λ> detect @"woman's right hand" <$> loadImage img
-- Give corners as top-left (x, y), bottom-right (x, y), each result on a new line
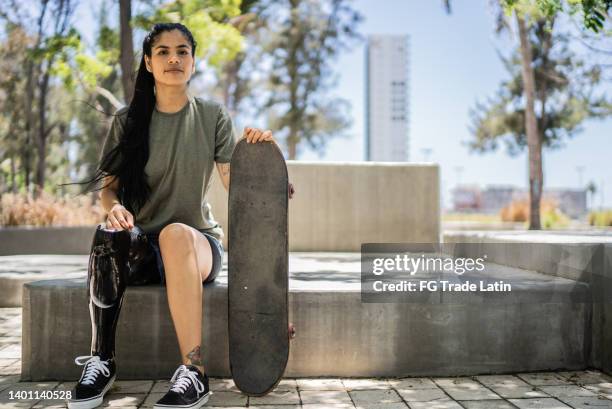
top-left (106, 203), bottom-right (134, 231)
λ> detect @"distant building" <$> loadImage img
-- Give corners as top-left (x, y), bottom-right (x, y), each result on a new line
top-left (365, 34), bottom-right (410, 162)
top-left (451, 185), bottom-right (481, 211)
top-left (452, 185), bottom-right (587, 218)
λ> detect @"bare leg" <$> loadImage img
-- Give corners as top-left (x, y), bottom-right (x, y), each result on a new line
top-left (158, 223), bottom-right (213, 374)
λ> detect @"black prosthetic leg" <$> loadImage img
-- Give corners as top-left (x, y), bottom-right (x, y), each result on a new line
top-left (87, 225), bottom-right (153, 359)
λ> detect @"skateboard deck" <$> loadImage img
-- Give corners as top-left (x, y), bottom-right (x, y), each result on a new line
top-left (228, 139), bottom-right (289, 396)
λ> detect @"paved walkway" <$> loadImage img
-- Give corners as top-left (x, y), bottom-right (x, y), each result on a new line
top-left (2, 308), bottom-right (612, 409)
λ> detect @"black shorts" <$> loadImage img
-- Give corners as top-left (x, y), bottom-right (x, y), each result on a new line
top-left (143, 229), bottom-right (224, 285)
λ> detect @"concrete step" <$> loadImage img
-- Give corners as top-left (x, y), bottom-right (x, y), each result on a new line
top-left (20, 253), bottom-right (591, 380)
top-left (443, 232), bottom-right (612, 375)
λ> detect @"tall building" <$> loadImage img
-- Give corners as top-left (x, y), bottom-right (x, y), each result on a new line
top-left (365, 35), bottom-right (410, 161)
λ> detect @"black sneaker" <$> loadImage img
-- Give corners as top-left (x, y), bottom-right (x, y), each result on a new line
top-left (154, 365), bottom-right (211, 409)
top-left (67, 355), bottom-right (116, 409)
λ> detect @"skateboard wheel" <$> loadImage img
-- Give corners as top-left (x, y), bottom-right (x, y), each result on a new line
top-left (288, 323), bottom-right (296, 340)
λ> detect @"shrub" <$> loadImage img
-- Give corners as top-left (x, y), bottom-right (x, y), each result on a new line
top-left (0, 191), bottom-right (105, 227)
top-left (500, 198), bottom-right (569, 228)
top-left (588, 210), bottom-right (612, 227)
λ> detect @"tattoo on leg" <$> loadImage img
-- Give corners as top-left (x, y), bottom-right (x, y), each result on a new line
top-left (186, 346), bottom-right (203, 366)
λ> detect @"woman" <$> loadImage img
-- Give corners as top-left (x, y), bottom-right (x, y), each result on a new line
top-left (68, 23), bottom-right (294, 409)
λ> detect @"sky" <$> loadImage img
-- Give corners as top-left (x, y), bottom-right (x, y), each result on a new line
top-left (296, 0), bottom-right (612, 210)
top-left (75, 0), bottom-right (612, 210)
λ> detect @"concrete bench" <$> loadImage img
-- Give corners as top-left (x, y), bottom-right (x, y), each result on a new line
top-left (21, 253), bottom-right (592, 381)
top-left (444, 231), bottom-right (612, 376)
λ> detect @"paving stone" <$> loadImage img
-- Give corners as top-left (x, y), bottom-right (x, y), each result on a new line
top-left (100, 393), bottom-right (145, 407)
top-left (433, 378), bottom-right (478, 388)
top-left (348, 389), bottom-right (402, 405)
top-left (205, 407), bottom-right (250, 409)
top-left (557, 370), bottom-right (612, 385)
top-left (458, 400), bottom-right (517, 409)
top-left (0, 366), bottom-right (21, 376)
top-left (439, 385), bottom-right (501, 401)
top-left (342, 378), bottom-right (392, 390)
top-left (297, 378), bottom-right (345, 390)
top-left (475, 375), bottom-right (530, 387)
top-left (0, 346), bottom-right (21, 360)
top-left (246, 405), bottom-right (302, 409)
top-left (112, 380), bottom-right (152, 394)
top-left (488, 385), bottom-right (549, 399)
top-left (584, 382), bottom-right (612, 396)
top-left (299, 390), bottom-right (352, 405)
top-left (0, 383), bottom-right (60, 409)
top-left (208, 378), bottom-right (241, 392)
top-left (0, 375), bottom-right (20, 393)
top-left (537, 385), bottom-right (598, 397)
top-left (150, 380), bottom-right (173, 393)
top-left (277, 379), bottom-right (298, 390)
top-left (207, 390), bottom-right (247, 406)
top-left (407, 399), bottom-right (463, 409)
top-left (354, 404), bottom-right (408, 409)
top-left (0, 401), bottom-right (36, 408)
top-left (247, 406), bottom-right (301, 409)
top-left (508, 397), bottom-right (571, 408)
top-left (31, 402), bottom-right (67, 409)
top-left (517, 373), bottom-right (571, 386)
top-left (0, 359), bottom-right (19, 368)
top-left (396, 387), bottom-right (447, 401)
top-left (249, 389), bottom-right (300, 406)
top-left (140, 392), bottom-right (165, 408)
top-left (557, 395), bottom-right (612, 408)
top-left (300, 404), bottom-right (355, 409)
top-left (386, 378), bottom-right (438, 389)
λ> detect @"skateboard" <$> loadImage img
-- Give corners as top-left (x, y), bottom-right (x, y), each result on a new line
top-left (227, 138), bottom-right (293, 396)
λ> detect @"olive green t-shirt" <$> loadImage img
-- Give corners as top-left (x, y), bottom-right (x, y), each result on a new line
top-left (99, 94), bottom-right (236, 240)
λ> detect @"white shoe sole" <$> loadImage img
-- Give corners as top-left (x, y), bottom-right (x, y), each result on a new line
top-left (153, 391), bottom-right (211, 409)
top-left (66, 375), bottom-right (116, 409)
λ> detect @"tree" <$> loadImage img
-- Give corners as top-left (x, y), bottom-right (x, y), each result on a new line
top-left (0, 23), bottom-right (30, 194)
top-left (258, 0), bottom-right (363, 159)
top-left (503, 2), bottom-right (610, 229)
top-left (586, 180), bottom-right (597, 210)
top-left (468, 17), bottom-right (612, 226)
top-left (119, 0), bottom-right (135, 103)
top-left (445, 0), bottom-right (610, 229)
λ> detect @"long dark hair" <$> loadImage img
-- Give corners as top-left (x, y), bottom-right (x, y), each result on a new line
top-left (68, 23), bottom-right (197, 215)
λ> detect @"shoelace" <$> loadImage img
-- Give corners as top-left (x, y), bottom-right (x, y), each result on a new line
top-left (169, 365), bottom-right (205, 394)
top-left (74, 355), bottom-right (111, 386)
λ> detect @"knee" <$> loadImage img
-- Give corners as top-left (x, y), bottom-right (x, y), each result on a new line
top-left (158, 223), bottom-right (196, 258)
top-left (159, 223), bottom-right (192, 245)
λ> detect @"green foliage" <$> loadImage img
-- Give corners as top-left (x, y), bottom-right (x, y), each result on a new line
top-left (501, 0), bottom-right (611, 32)
top-left (468, 20), bottom-right (612, 156)
top-left (588, 210), bottom-right (612, 226)
top-left (132, 0), bottom-right (244, 69)
top-left (541, 206), bottom-right (570, 228)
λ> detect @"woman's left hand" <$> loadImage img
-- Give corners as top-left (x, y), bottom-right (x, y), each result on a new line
top-left (243, 127), bottom-right (295, 200)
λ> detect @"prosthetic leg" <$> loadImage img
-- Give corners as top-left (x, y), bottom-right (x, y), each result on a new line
top-left (87, 224), bottom-right (153, 359)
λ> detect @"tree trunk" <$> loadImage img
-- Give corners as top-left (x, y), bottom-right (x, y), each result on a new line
top-left (517, 13), bottom-right (543, 230)
top-left (119, 0), bottom-right (135, 103)
top-left (288, 124), bottom-right (298, 159)
top-left (35, 69), bottom-right (51, 194)
top-left (10, 155), bottom-right (16, 193)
